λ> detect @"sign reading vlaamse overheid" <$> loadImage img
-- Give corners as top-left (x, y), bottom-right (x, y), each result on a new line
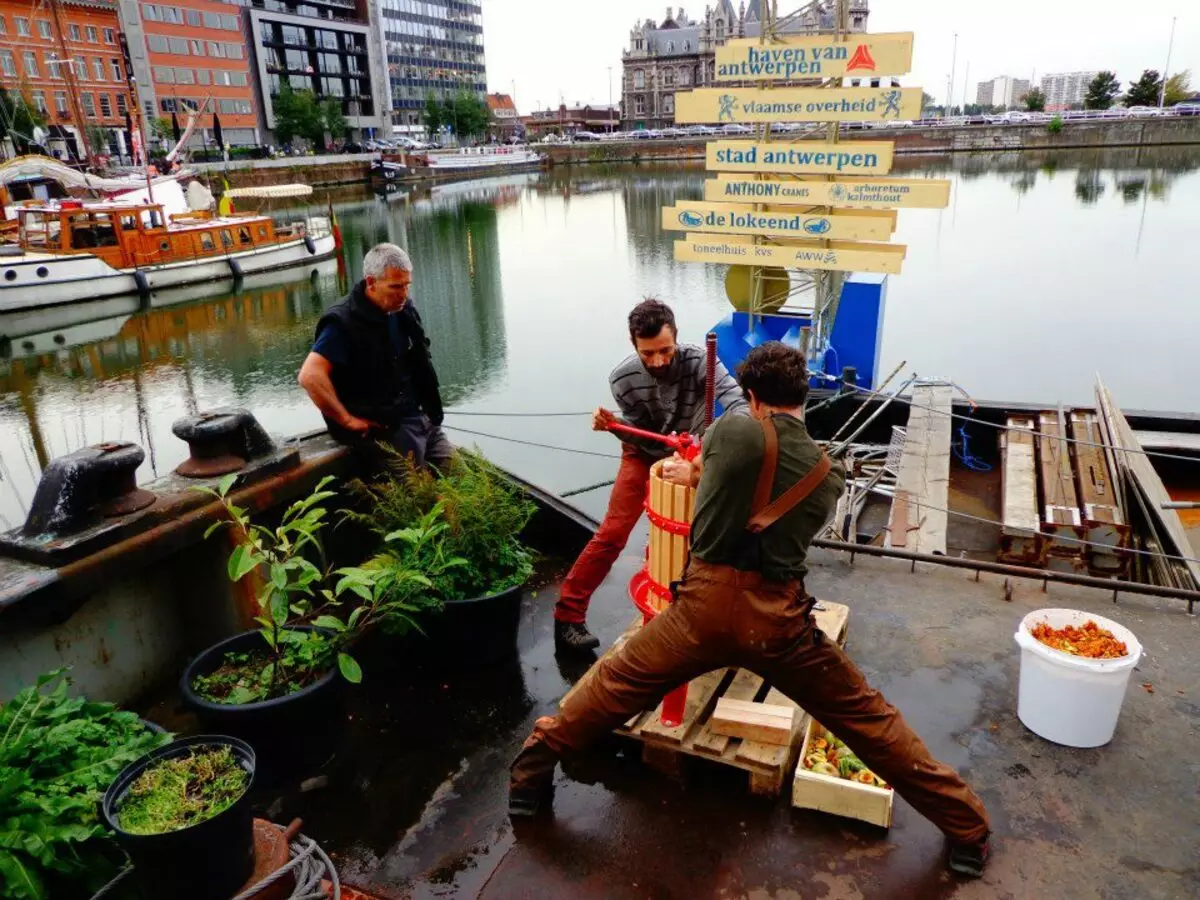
top-left (662, 202), bottom-right (896, 241)
top-left (706, 141), bottom-right (894, 176)
top-left (675, 87), bottom-right (922, 124)
top-left (675, 237), bottom-right (906, 275)
top-left (704, 176), bottom-right (951, 209)
top-left (715, 32), bottom-right (914, 81)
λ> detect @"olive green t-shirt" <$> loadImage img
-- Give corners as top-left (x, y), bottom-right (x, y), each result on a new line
top-left (689, 414), bottom-right (846, 581)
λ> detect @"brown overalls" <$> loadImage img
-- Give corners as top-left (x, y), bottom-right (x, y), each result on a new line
top-left (512, 419), bottom-right (990, 845)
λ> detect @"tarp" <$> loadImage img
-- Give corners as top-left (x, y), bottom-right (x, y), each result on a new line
top-left (222, 184), bottom-right (313, 200)
top-left (0, 155), bottom-right (185, 193)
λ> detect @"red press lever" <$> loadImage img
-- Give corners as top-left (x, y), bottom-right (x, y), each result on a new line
top-left (603, 421), bottom-right (701, 461)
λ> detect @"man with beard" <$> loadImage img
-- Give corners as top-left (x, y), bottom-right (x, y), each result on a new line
top-left (553, 298), bottom-right (747, 654)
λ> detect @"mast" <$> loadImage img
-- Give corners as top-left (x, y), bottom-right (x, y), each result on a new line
top-left (46, 0), bottom-right (95, 167)
top-left (116, 32), bottom-right (154, 202)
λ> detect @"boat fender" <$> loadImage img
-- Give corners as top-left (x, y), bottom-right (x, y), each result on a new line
top-left (133, 270), bottom-right (151, 299)
top-left (227, 257), bottom-right (244, 280)
top-left (304, 235), bottom-right (317, 255)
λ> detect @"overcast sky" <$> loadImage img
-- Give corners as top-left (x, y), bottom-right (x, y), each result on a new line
top-left (482, 1), bottom-right (1195, 112)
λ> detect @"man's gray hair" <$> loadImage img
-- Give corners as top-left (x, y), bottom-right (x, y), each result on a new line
top-left (363, 243), bottom-right (413, 278)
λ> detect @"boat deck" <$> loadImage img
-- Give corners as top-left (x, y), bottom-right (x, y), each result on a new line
top-left (148, 535), bottom-right (1200, 899)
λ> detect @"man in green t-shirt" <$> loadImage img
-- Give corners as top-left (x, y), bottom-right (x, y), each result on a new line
top-left (509, 342), bottom-right (992, 877)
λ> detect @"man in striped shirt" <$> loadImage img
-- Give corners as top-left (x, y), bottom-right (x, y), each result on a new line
top-left (555, 298), bottom-right (747, 653)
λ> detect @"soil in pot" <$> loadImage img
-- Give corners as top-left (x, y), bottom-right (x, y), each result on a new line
top-left (117, 745), bottom-right (249, 834)
top-left (191, 647), bottom-right (328, 705)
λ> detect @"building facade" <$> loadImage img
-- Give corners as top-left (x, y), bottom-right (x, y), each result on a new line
top-left (522, 104), bottom-right (619, 140)
top-left (976, 75), bottom-right (1030, 109)
top-left (375, 0), bottom-right (486, 135)
top-left (485, 91), bottom-right (517, 141)
top-left (621, 1), bottom-right (869, 131)
top-left (1041, 71), bottom-right (1099, 111)
top-left (0, 0), bottom-right (135, 160)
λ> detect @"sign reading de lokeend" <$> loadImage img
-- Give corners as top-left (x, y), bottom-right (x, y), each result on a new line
top-left (676, 87), bottom-right (922, 124)
top-left (675, 237), bottom-right (906, 275)
top-left (706, 141), bottom-right (894, 176)
top-left (715, 32), bottom-right (914, 81)
top-left (705, 175), bottom-right (950, 209)
top-left (662, 202), bottom-right (895, 241)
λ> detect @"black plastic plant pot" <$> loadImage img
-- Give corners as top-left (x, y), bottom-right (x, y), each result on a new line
top-left (102, 734), bottom-right (255, 900)
top-left (180, 628), bottom-right (345, 784)
top-left (424, 582), bottom-right (524, 667)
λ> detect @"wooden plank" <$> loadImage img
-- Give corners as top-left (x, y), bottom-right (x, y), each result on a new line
top-left (706, 174), bottom-right (951, 210)
top-left (886, 383), bottom-right (951, 555)
top-left (663, 203), bottom-right (896, 241)
top-left (735, 688), bottom-right (808, 777)
top-left (1133, 430), bottom-right (1200, 454)
top-left (636, 668), bottom-right (729, 745)
top-left (812, 600), bottom-right (849, 646)
top-left (1070, 410), bottom-right (1129, 570)
top-left (691, 668), bottom-right (765, 758)
top-left (650, 470), bottom-right (664, 589)
top-left (676, 87), bottom-right (923, 125)
top-left (1036, 411), bottom-right (1082, 532)
top-left (716, 32), bottom-right (915, 81)
top-left (675, 237), bottom-right (906, 276)
top-left (888, 490), bottom-right (909, 547)
top-left (1001, 416), bottom-right (1040, 535)
top-left (791, 718), bottom-right (894, 827)
top-left (710, 698), bottom-right (796, 746)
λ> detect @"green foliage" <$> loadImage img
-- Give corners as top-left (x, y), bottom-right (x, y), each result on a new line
top-left (322, 98), bottom-right (347, 141)
top-left (116, 746), bottom-right (248, 835)
top-left (150, 116), bottom-right (173, 140)
top-left (1023, 88), bottom-right (1046, 112)
top-left (1047, 115), bottom-right (1064, 134)
top-left (0, 88), bottom-right (46, 153)
top-left (0, 669), bottom-right (170, 899)
top-left (1163, 70), bottom-right (1192, 106)
top-left (1084, 71), bottom-right (1121, 110)
top-left (422, 91), bottom-right (443, 137)
top-left (1124, 69), bottom-right (1162, 107)
top-left (348, 450), bottom-right (536, 602)
top-left (273, 85), bottom-right (342, 147)
top-left (448, 91), bottom-right (490, 139)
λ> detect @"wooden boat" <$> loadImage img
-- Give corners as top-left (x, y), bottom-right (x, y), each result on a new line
top-left (0, 200), bottom-right (336, 312)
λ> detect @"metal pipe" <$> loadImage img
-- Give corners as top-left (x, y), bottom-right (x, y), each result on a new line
top-left (812, 537), bottom-right (1199, 613)
top-left (825, 359), bottom-right (906, 445)
top-left (704, 331), bottom-right (717, 428)
top-left (828, 374), bottom-right (918, 458)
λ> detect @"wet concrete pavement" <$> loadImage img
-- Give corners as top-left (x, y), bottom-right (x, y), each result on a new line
top-left (271, 544), bottom-right (1199, 900)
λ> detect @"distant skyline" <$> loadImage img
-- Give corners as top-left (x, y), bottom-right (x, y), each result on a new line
top-left (482, 1), bottom-right (1195, 113)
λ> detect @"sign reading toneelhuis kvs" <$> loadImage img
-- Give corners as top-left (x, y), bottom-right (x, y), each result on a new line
top-left (675, 87), bottom-right (922, 124)
top-left (706, 141), bottom-right (894, 176)
top-left (715, 32), bottom-right (914, 81)
top-left (704, 175), bottom-right (951, 209)
top-left (662, 202), bottom-right (896, 241)
top-left (675, 237), bottom-right (906, 275)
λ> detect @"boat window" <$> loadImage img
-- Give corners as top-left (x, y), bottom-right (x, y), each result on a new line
top-left (19, 211), bottom-right (61, 250)
top-left (257, 225), bottom-right (268, 238)
top-left (68, 213), bottom-right (118, 249)
top-left (237, 226), bottom-right (252, 245)
top-left (221, 230), bottom-right (233, 249)
top-left (120, 214), bottom-right (138, 231)
top-left (200, 231), bottom-right (215, 251)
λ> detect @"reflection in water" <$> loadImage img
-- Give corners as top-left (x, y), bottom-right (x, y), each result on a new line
top-left (2, 148), bottom-right (1200, 527)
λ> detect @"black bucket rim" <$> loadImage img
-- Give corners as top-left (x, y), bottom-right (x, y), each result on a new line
top-left (180, 627), bottom-right (338, 714)
top-left (102, 734), bottom-right (256, 838)
top-left (441, 580), bottom-right (525, 609)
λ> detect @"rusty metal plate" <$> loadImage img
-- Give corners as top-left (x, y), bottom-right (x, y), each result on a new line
top-left (175, 453), bottom-right (247, 478)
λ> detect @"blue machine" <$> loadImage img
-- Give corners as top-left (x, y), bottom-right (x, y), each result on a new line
top-left (709, 273), bottom-right (888, 391)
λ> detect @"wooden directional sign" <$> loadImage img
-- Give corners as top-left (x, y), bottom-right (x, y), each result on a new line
top-left (676, 86), bottom-right (922, 124)
top-left (662, 201), bottom-right (896, 241)
top-left (675, 236), bottom-right (906, 275)
top-left (705, 175), bottom-right (951, 209)
top-left (706, 140), bottom-right (894, 176)
top-left (716, 32), bottom-right (914, 81)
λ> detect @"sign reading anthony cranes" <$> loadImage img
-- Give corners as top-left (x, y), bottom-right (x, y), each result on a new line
top-left (704, 175), bottom-right (951, 209)
top-left (706, 141), bottom-right (894, 176)
top-left (662, 202), bottom-right (896, 241)
top-left (675, 87), bottom-right (922, 125)
top-left (675, 237), bottom-right (906, 275)
top-left (715, 32), bottom-right (914, 81)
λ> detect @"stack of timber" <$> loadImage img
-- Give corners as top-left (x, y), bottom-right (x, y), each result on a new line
top-left (999, 416), bottom-right (1045, 565)
top-left (1069, 410), bottom-right (1130, 575)
top-left (1036, 411), bottom-right (1086, 573)
top-left (561, 602), bottom-right (850, 797)
top-left (1096, 379), bottom-right (1200, 592)
top-left (885, 382), bottom-right (952, 555)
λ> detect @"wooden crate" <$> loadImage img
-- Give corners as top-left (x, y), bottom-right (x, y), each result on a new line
top-left (563, 601), bottom-right (850, 798)
top-left (791, 718), bottom-right (894, 828)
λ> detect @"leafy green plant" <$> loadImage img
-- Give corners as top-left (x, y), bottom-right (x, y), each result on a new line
top-left (116, 746), bottom-right (248, 835)
top-left (347, 450), bottom-right (536, 602)
top-left (1048, 115), bottom-right (1064, 134)
top-left (0, 669), bottom-right (170, 900)
top-left (193, 475), bottom-right (438, 704)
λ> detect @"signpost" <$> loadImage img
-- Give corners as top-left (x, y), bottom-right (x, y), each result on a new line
top-left (715, 32), bottom-right (915, 81)
top-left (663, 202), bottom-right (896, 241)
top-left (706, 140), bottom-right (894, 176)
top-left (675, 237), bottom-right (907, 275)
top-left (704, 175), bottom-right (952, 210)
top-left (675, 86), bottom-right (923, 125)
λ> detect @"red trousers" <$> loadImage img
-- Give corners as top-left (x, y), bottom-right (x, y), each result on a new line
top-left (517, 561), bottom-right (991, 844)
top-left (555, 445), bottom-right (653, 624)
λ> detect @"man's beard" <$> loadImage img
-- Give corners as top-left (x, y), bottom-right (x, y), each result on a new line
top-left (645, 362), bottom-right (673, 380)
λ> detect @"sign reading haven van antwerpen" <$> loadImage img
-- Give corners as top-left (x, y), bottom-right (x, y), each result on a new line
top-left (662, 202), bottom-right (895, 241)
top-left (705, 175), bottom-right (951, 209)
top-left (675, 87), bottom-right (922, 124)
top-left (706, 141), bottom-right (894, 176)
top-left (715, 32), bottom-right (914, 81)
top-left (675, 237), bottom-right (906, 275)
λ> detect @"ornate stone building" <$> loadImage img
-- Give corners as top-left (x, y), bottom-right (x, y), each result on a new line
top-left (621, 1), bottom-right (869, 131)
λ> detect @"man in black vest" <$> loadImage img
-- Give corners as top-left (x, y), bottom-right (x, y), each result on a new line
top-left (298, 243), bottom-right (451, 468)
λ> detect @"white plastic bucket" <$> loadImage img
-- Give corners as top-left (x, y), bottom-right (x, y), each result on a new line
top-left (1013, 608), bottom-right (1143, 748)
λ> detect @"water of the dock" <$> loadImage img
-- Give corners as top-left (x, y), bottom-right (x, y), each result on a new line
top-left (216, 544), bottom-right (1198, 899)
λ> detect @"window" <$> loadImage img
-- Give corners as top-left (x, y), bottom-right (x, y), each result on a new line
top-left (167, 38), bottom-right (188, 55)
top-left (37, 20), bottom-right (50, 39)
top-left (80, 92), bottom-right (96, 116)
top-left (218, 99), bottom-right (251, 114)
top-left (663, 94), bottom-right (674, 115)
top-left (99, 94), bottom-right (111, 116)
top-left (54, 91), bottom-right (67, 114)
top-left (207, 41), bottom-right (225, 58)
top-left (104, 28), bottom-right (115, 44)
top-left (68, 23), bottom-right (80, 40)
top-left (16, 17), bottom-right (29, 37)
top-left (684, 41), bottom-right (690, 51)
top-left (187, 10), bottom-right (201, 26)
top-left (220, 230), bottom-right (233, 248)
top-left (679, 67), bottom-right (690, 86)
top-left (237, 227), bottom-right (251, 245)
top-left (633, 69), bottom-right (644, 89)
top-left (666, 41), bottom-right (674, 53)
top-left (221, 14), bottom-right (237, 30)
top-left (74, 56), bottom-right (87, 79)
top-left (23, 51), bottom-right (38, 78)
top-left (226, 43), bottom-right (243, 60)
top-left (175, 67), bottom-right (194, 84)
top-left (147, 35), bottom-right (168, 53)
top-left (86, 26), bottom-right (98, 43)
top-left (153, 66), bottom-right (173, 83)
top-left (200, 232), bottom-right (215, 251)
top-left (93, 58), bottom-right (105, 80)
top-left (111, 59), bottom-right (122, 81)
top-left (116, 93), bottom-right (126, 114)
top-left (203, 12), bottom-right (220, 28)
top-left (46, 53), bottom-right (62, 79)
top-left (663, 69), bottom-right (675, 86)
top-left (0, 17), bottom-right (6, 35)
top-left (231, 71), bottom-right (247, 87)
top-left (0, 51), bottom-right (15, 78)
top-left (191, 41), bottom-right (205, 57)
top-left (196, 68), bottom-right (211, 85)
top-left (31, 91), bottom-right (46, 113)
top-left (634, 95), bottom-right (645, 114)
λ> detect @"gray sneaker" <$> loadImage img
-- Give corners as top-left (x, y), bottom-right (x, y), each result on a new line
top-left (555, 621), bottom-right (600, 653)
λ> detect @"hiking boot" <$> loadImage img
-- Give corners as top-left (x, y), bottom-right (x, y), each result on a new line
top-left (508, 781), bottom-right (555, 818)
top-left (947, 834), bottom-right (991, 877)
top-left (555, 620), bottom-right (600, 653)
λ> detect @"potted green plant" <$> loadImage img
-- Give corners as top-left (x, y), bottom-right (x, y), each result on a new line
top-left (102, 735), bottom-right (255, 900)
top-left (349, 451), bottom-right (537, 666)
top-left (180, 475), bottom-right (438, 778)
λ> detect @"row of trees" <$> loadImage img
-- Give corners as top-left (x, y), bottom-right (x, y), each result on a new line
top-left (421, 90), bottom-right (490, 140)
top-left (1080, 69), bottom-right (1193, 110)
top-left (273, 85), bottom-right (347, 148)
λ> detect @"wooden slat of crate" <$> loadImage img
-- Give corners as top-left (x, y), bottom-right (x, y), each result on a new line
top-left (791, 717), bottom-right (894, 827)
top-left (886, 383), bottom-right (952, 555)
top-left (999, 416), bottom-right (1043, 564)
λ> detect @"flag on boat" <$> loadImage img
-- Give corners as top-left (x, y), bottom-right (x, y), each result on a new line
top-left (327, 197), bottom-right (342, 249)
top-left (213, 113), bottom-right (225, 150)
top-left (218, 176), bottom-right (234, 216)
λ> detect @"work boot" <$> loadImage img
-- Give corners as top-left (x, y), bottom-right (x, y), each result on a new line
top-left (947, 834), bottom-right (991, 877)
top-left (510, 727), bottom-right (560, 818)
top-left (555, 620), bottom-right (600, 653)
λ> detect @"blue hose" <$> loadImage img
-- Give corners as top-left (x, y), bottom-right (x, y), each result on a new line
top-left (954, 425), bottom-right (993, 472)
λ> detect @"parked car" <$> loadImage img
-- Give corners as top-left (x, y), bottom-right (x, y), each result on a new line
top-left (1126, 106), bottom-right (1164, 118)
top-left (660, 127), bottom-right (687, 139)
top-left (572, 131), bottom-right (602, 142)
top-left (342, 141), bottom-right (364, 154)
top-left (721, 123), bottom-right (752, 135)
top-left (1175, 102), bottom-right (1200, 116)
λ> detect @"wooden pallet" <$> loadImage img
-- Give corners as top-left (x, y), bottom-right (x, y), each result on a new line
top-left (562, 601), bottom-right (849, 797)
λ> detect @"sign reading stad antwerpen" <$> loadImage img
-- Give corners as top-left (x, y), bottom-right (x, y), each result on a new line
top-left (675, 86), bottom-right (922, 125)
top-left (662, 202), bottom-right (895, 241)
top-left (675, 237), bottom-right (906, 275)
top-left (715, 32), bottom-right (914, 81)
top-left (706, 140), bottom-right (894, 176)
top-left (705, 175), bottom-right (951, 209)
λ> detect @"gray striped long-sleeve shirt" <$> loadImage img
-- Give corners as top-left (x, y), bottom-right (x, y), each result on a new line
top-left (608, 344), bottom-right (748, 459)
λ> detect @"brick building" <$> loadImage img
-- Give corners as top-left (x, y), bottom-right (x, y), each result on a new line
top-left (486, 91), bottom-right (518, 141)
top-left (0, 0), bottom-right (135, 161)
top-left (522, 104), bottom-right (619, 140)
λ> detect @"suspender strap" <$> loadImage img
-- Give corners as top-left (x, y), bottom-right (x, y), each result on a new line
top-left (746, 417), bottom-right (833, 535)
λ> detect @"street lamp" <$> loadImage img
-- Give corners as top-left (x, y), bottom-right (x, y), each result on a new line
top-left (608, 65), bottom-right (613, 133)
top-left (1159, 16), bottom-right (1177, 108)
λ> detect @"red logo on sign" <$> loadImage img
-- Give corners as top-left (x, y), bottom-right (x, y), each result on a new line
top-left (847, 44), bottom-right (877, 72)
